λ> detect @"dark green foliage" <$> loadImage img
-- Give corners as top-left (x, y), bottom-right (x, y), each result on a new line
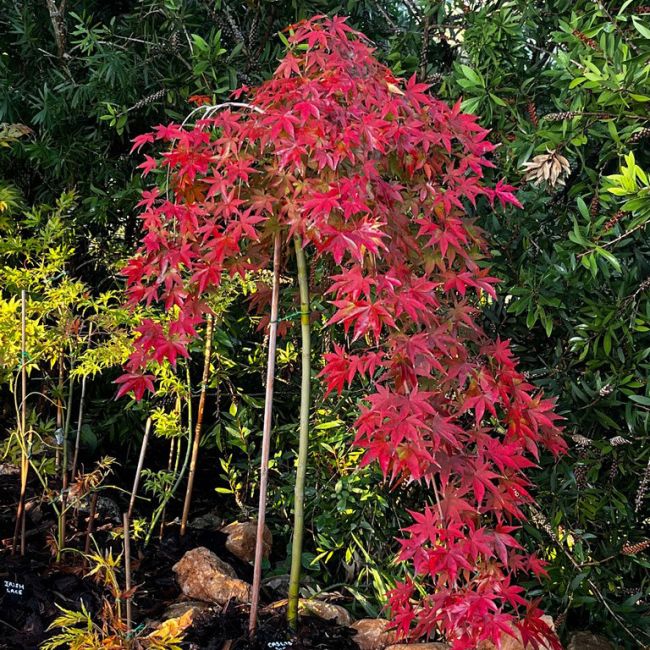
top-left (425, 2), bottom-right (650, 645)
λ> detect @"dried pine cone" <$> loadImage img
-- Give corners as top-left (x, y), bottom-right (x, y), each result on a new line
top-left (622, 539), bottom-right (650, 555)
top-left (635, 457), bottom-right (650, 513)
top-left (169, 31), bottom-right (180, 54)
top-left (554, 612), bottom-right (567, 629)
top-left (574, 437), bottom-right (590, 490)
top-left (527, 101), bottom-right (539, 127)
top-left (131, 89), bottom-right (166, 111)
top-left (629, 128), bottom-right (650, 144)
top-left (610, 435), bottom-right (631, 446)
top-left (521, 149), bottom-right (571, 188)
top-left (248, 11), bottom-right (260, 49)
top-left (599, 384), bottom-right (613, 397)
top-left (572, 433), bottom-right (592, 446)
top-left (528, 504), bottom-right (561, 544)
top-left (573, 29), bottom-right (598, 49)
top-left (637, 6), bottom-right (650, 14)
top-left (544, 111), bottom-right (579, 122)
top-left (604, 210), bottom-right (625, 232)
top-left (608, 457), bottom-right (618, 481)
top-left (575, 463), bottom-right (588, 490)
top-left (589, 194), bottom-right (600, 218)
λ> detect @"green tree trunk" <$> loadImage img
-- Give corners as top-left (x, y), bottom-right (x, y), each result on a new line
top-left (287, 236), bottom-right (311, 630)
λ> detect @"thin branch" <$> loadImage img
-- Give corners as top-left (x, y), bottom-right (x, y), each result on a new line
top-left (578, 221), bottom-right (648, 258)
top-left (44, 0), bottom-right (67, 60)
top-left (528, 504), bottom-right (647, 646)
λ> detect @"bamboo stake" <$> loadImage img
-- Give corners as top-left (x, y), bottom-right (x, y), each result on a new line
top-left (70, 323), bottom-right (94, 482)
top-left (127, 417), bottom-right (152, 521)
top-left (123, 513), bottom-right (132, 632)
top-left (145, 372), bottom-right (193, 547)
top-left (62, 378), bottom-right (75, 482)
top-left (159, 437), bottom-right (175, 540)
top-left (249, 232), bottom-right (282, 635)
top-left (180, 315), bottom-right (214, 536)
top-left (55, 355), bottom-right (64, 471)
top-left (83, 491), bottom-right (99, 563)
top-left (13, 290), bottom-right (28, 555)
top-left (287, 237), bottom-right (311, 630)
top-left (59, 378), bottom-right (74, 560)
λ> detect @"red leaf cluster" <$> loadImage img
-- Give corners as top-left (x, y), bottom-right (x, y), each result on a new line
top-left (120, 16), bottom-right (566, 649)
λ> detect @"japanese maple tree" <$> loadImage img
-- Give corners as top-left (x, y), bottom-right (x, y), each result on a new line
top-left (119, 16), bottom-right (566, 649)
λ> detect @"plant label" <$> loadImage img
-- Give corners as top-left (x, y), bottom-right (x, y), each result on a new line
top-left (3, 579), bottom-right (26, 601)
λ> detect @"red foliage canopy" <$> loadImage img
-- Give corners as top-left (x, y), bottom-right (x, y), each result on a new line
top-left (120, 16), bottom-right (566, 649)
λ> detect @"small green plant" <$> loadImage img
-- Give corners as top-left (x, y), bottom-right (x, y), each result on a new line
top-left (43, 548), bottom-right (192, 649)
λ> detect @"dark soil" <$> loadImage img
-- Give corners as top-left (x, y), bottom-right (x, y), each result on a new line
top-left (0, 469), bottom-right (360, 650)
top-left (186, 606), bottom-right (360, 650)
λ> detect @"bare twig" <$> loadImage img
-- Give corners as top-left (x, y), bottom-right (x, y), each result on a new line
top-left (44, 0), bottom-right (67, 59)
top-left (180, 316), bottom-right (214, 536)
top-left (71, 323), bottom-right (94, 481)
top-left (83, 491), bottom-right (99, 562)
top-left (578, 221), bottom-right (648, 259)
top-left (123, 513), bottom-right (132, 632)
top-left (249, 232), bottom-right (282, 635)
top-left (128, 417), bottom-right (152, 521)
top-left (12, 290), bottom-right (28, 555)
top-left (528, 504), bottom-right (647, 646)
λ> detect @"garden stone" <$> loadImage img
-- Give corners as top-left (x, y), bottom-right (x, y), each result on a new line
top-left (162, 599), bottom-right (211, 620)
top-left (0, 463), bottom-right (19, 476)
top-left (189, 510), bottom-right (224, 531)
top-left (172, 546), bottom-right (250, 605)
top-left (222, 520), bottom-right (272, 563)
top-left (268, 598), bottom-right (351, 626)
top-left (351, 618), bottom-right (395, 650)
top-left (568, 632), bottom-right (616, 650)
top-left (300, 599), bottom-right (351, 626)
top-left (479, 616), bottom-right (557, 650)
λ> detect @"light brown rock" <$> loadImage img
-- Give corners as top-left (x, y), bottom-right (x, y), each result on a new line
top-left (351, 618), bottom-right (396, 650)
top-left (300, 599), bottom-right (352, 626)
top-left (172, 546), bottom-right (250, 605)
top-left (222, 520), bottom-right (272, 563)
top-left (568, 632), bottom-right (615, 650)
top-left (478, 616), bottom-right (558, 650)
top-left (162, 599), bottom-right (211, 621)
top-left (268, 598), bottom-right (351, 626)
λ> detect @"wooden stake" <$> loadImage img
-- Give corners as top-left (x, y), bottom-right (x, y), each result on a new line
top-left (159, 437), bottom-right (175, 540)
top-left (128, 417), bottom-right (152, 521)
top-left (13, 290), bottom-right (28, 555)
top-left (83, 491), bottom-right (99, 563)
top-left (71, 323), bottom-right (94, 482)
top-left (123, 513), bottom-right (132, 632)
top-left (180, 315), bottom-right (214, 536)
top-left (55, 355), bottom-right (64, 471)
top-left (249, 232), bottom-right (281, 635)
top-left (59, 377), bottom-right (74, 560)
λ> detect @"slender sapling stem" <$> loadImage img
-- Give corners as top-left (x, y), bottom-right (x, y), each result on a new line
top-left (287, 237), bottom-right (311, 630)
top-left (180, 314), bottom-right (214, 536)
top-left (249, 232), bottom-right (282, 635)
top-left (13, 290), bottom-right (28, 555)
top-left (71, 323), bottom-right (94, 482)
top-left (123, 513), bottom-right (133, 632)
top-left (128, 417), bottom-right (152, 521)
